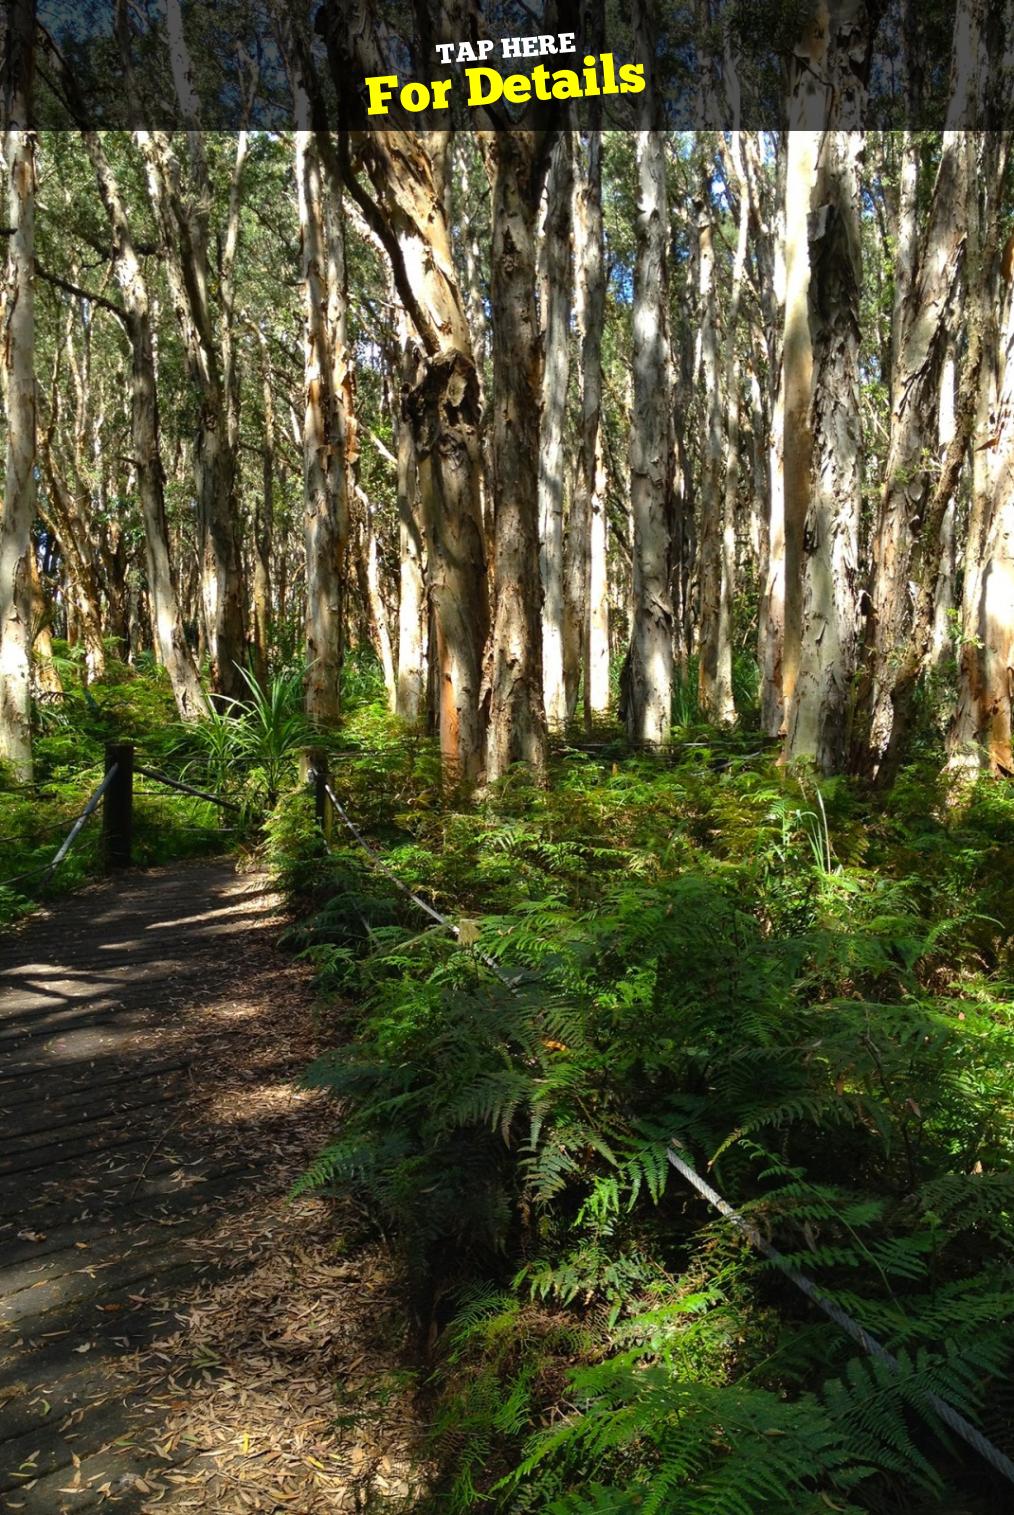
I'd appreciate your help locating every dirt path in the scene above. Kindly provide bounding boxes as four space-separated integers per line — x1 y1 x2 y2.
0 862 426 1513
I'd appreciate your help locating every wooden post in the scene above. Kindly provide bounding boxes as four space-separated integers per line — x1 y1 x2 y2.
103 741 134 869
300 747 331 845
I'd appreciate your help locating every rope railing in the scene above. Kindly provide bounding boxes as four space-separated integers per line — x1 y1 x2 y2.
306 764 1014 1493
0 762 118 891
0 811 105 847
0 741 244 897
307 766 517 989
134 763 241 811
666 1146 1014 1487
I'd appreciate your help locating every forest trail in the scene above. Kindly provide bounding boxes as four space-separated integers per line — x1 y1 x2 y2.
0 862 425 1514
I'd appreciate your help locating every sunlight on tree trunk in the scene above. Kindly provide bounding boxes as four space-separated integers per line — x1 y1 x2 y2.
780 128 819 730
82 129 206 721
626 121 674 747
0 57 36 781
481 129 548 783
538 135 572 734
296 130 350 726
697 144 739 729
569 131 607 727
395 315 427 723
784 130 863 773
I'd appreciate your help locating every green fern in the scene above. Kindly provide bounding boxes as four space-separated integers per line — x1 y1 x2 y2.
272 735 1014 1512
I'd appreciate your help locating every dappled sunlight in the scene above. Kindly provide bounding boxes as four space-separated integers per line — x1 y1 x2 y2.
200 1080 314 1128
141 897 278 935
110 1195 426 1512
0 859 429 1511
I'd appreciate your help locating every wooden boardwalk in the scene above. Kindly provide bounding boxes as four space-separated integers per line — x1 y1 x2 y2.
0 862 421 1513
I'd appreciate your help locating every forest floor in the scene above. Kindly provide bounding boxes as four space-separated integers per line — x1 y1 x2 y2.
0 860 428 1514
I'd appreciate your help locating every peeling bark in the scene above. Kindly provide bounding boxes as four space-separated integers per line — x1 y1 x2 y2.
568 130 608 726
481 129 548 782
82 130 207 721
395 317 427 723
335 117 487 783
135 128 247 699
785 130 864 772
0 6 36 780
626 122 674 746
697 143 740 729
295 130 351 725
537 135 572 733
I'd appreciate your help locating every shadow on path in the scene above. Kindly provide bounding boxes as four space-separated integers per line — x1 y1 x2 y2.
0 861 426 1513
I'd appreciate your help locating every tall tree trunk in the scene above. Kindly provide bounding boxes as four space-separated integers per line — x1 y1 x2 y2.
947 140 1014 777
759 152 787 737
29 548 61 697
948 284 1014 775
395 317 427 723
82 129 207 721
130 325 207 720
537 134 572 733
307 0 487 773
101 519 130 659
586 453 610 724
340 124 487 783
698 144 741 727
784 130 864 772
251 327 274 688
949 284 999 773
358 484 396 707
295 130 350 725
38 445 106 682
626 120 674 746
854 82 977 771
930 339 959 673
135 130 247 699
0 7 36 780
780 128 820 730
481 129 548 782
568 130 608 726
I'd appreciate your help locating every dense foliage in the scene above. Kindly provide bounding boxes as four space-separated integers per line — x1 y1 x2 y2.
269 693 1014 1513
2 34 1012 1498
0 656 309 922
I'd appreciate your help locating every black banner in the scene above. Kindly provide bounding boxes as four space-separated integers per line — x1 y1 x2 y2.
15 0 1013 130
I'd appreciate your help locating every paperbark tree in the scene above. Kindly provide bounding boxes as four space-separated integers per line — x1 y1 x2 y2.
295 130 352 725
697 141 741 728
854 127 974 770
39 305 107 681
626 118 675 746
38 438 106 683
783 129 864 771
780 127 820 731
772 0 876 771
135 126 248 699
334 143 486 779
569 131 609 726
947 137 1014 777
537 134 572 733
81 130 207 721
0 0 37 781
480 128 549 782
394 315 427 723
357 483 396 708
758 143 787 737
314 0 489 781
251 324 274 689
29 550 61 697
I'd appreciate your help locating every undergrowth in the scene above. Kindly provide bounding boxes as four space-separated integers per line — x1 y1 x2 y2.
0 647 391 924
271 705 1014 1513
